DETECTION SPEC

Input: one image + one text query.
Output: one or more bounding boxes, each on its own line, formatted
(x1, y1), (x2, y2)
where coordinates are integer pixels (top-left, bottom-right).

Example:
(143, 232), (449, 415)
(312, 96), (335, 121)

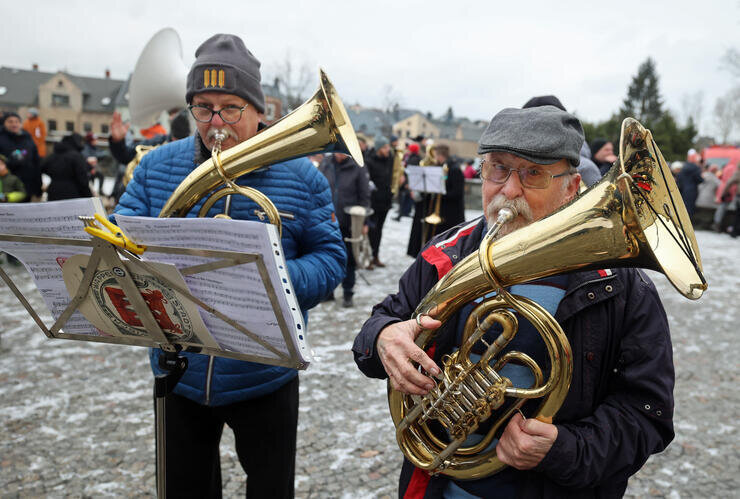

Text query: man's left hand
(496, 412), (557, 470)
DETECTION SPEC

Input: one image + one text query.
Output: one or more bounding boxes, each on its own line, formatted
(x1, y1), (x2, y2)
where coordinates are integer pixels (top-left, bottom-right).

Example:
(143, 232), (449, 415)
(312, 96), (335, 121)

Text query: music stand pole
(154, 347), (188, 499)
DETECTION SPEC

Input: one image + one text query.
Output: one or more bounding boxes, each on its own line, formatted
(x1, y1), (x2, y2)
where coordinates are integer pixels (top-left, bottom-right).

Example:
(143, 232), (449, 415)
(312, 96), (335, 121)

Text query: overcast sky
(3, 0), (739, 137)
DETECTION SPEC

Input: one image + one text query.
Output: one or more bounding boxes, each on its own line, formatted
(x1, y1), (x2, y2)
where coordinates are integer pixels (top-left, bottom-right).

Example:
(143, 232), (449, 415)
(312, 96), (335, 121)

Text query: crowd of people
(0, 31), (733, 499)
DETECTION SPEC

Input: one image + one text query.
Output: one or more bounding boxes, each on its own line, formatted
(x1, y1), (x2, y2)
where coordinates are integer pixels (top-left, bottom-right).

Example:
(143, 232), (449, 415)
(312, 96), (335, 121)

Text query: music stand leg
(154, 349), (188, 499)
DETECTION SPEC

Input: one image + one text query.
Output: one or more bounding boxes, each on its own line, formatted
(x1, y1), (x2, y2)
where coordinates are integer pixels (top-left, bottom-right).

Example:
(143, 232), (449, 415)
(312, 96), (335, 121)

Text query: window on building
(100, 124), (109, 134)
(57, 80), (64, 88)
(265, 102), (277, 122)
(65, 121), (74, 132)
(48, 119), (57, 131)
(52, 93), (70, 107)
(83, 122), (92, 132)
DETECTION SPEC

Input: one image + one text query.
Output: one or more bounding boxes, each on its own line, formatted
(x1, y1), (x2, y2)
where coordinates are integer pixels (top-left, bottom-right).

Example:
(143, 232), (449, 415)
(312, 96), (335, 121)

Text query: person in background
(522, 95), (601, 186)
(108, 109), (191, 202)
(406, 144), (465, 257)
(22, 107), (47, 157)
(319, 152), (370, 307)
(393, 142), (421, 221)
(713, 161), (738, 233)
(719, 167), (740, 238)
(677, 149), (704, 222)
(365, 135), (394, 268)
(590, 138), (618, 176)
(0, 154), (27, 202)
(42, 133), (92, 201)
(82, 132), (107, 195)
(0, 112), (41, 201)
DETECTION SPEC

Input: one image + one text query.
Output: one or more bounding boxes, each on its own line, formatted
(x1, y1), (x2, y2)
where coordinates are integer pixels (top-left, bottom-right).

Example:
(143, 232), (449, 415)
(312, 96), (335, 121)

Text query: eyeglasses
(480, 160), (570, 189)
(188, 104), (248, 124)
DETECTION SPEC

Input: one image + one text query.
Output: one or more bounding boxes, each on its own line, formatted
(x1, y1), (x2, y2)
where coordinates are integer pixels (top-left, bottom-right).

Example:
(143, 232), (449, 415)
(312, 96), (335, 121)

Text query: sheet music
(0, 199), (106, 336)
(406, 165), (447, 194)
(114, 215), (311, 364)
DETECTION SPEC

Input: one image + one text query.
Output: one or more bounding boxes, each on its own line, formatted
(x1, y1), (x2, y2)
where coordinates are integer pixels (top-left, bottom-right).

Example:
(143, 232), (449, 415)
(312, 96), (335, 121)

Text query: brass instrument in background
(123, 144), (158, 186)
(388, 118), (706, 479)
(159, 69), (364, 234)
(344, 205), (374, 269)
(419, 144), (445, 243)
(390, 147), (405, 197)
(122, 28), (188, 186)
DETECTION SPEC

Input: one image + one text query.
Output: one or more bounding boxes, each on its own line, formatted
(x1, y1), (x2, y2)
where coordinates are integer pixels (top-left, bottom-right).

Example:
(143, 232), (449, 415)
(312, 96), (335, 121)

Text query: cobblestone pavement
(0, 214), (738, 498)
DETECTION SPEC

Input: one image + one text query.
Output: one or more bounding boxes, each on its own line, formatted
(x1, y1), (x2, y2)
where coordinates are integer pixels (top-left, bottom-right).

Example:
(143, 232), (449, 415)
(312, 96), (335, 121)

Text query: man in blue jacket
(115, 33), (345, 498)
(354, 106), (675, 498)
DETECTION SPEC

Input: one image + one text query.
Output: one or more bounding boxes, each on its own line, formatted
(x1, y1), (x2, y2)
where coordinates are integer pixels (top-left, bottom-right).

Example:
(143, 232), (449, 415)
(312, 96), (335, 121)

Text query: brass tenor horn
(388, 117), (706, 479)
(158, 69), (363, 231)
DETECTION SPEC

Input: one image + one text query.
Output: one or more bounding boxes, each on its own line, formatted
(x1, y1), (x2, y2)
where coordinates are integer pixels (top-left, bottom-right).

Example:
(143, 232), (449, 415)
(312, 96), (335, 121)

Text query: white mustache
(486, 195), (533, 223)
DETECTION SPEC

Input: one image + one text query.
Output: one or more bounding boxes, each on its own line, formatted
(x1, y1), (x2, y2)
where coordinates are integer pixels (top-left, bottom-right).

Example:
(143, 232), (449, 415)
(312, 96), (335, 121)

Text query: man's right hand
(377, 315), (442, 395)
(110, 111), (130, 142)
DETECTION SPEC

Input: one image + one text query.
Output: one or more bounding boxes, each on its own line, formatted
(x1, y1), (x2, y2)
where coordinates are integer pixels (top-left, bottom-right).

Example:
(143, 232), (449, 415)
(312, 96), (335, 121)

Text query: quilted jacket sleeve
(285, 162), (346, 311)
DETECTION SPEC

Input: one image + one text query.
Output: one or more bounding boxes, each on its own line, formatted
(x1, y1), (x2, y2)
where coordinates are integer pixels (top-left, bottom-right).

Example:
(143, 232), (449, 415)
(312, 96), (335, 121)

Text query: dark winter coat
(677, 161), (704, 217)
(354, 217), (675, 498)
(0, 127), (42, 199)
(41, 135), (92, 201)
(407, 161), (466, 258)
(318, 154), (370, 232)
(364, 148), (394, 211)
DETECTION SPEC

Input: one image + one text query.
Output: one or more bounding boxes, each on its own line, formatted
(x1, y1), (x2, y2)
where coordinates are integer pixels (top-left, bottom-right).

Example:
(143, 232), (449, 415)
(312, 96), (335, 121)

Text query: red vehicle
(702, 145), (740, 203)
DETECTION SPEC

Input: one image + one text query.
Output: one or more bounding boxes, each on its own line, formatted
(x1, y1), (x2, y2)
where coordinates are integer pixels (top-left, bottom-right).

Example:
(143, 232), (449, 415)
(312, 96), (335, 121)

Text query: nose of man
(500, 170), (525, 199)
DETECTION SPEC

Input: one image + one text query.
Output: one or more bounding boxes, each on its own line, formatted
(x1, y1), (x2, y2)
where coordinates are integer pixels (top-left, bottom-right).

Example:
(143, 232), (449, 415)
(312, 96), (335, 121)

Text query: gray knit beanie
(186, 34), (266, 113)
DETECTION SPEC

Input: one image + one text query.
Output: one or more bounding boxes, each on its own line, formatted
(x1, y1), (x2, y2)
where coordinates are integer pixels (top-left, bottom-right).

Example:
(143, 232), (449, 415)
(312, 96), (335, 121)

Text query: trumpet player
(353, 106), (675, 498)
(115, 34), (346, 498)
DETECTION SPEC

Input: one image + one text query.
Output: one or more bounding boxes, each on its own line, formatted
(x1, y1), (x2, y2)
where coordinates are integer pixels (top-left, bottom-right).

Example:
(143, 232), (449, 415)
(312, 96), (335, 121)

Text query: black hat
(478, 106), (584, 167)
(522, 95), (566, 112)
(590, 138), (609, 157)
(186, 34), (265, 113)
(2, 111), (20, 124)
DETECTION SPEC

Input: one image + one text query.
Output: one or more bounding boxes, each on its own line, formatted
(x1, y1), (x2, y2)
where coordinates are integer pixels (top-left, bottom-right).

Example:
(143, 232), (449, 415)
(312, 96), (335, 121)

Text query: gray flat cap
(478, 106), (584, 166)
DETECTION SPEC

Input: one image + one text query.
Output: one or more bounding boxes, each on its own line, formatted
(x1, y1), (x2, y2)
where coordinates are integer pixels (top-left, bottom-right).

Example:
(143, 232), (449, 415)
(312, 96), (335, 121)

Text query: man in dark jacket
(353, 106), (675, 498)
(406, 144), (465, 257)
(115, 34), (345, 498)
(42, 133), (93, 200)
(319, 152), (370, 307)
(0, 112), (42, 201)
(590, 138), (617, 176)
(677, 152), (704, 221)
(365, 135), (394, 268)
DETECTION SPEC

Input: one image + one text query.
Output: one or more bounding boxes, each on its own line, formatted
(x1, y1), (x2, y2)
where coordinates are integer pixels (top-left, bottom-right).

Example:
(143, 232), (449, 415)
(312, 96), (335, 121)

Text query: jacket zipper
(205, 355), (215, 405)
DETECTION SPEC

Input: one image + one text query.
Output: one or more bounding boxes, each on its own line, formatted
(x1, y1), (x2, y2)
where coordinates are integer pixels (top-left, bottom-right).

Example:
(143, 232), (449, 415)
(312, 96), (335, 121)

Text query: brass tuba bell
(158, 69), (364, 233)
(388, 117), (706, 479)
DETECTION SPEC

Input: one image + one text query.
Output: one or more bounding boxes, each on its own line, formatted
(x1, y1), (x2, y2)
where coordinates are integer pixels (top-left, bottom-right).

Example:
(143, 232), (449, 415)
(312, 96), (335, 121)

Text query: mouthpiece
(497, 206), (517, 224)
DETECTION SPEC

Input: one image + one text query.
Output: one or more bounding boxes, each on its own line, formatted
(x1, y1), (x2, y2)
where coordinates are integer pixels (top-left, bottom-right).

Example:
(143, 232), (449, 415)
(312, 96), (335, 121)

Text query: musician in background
(115, 33), (345, 498)
(365, 135), (394, 268)
(319, 152), (370, 307)
(406, 144), (465, 257)
(354, 106), (674, 497)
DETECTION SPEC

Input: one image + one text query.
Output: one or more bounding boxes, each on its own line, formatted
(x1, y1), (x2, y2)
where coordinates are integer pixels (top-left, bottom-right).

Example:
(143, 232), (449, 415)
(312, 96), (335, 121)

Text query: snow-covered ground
(1, 207), (738, 497)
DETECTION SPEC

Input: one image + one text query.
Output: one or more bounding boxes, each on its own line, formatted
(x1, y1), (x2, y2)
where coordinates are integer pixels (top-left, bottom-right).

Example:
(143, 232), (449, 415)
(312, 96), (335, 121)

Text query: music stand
(0, 230), (307, 498)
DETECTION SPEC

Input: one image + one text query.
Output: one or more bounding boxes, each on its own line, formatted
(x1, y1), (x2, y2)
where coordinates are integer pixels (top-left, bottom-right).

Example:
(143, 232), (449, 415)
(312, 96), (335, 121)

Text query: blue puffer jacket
(115, 135), (346, 405)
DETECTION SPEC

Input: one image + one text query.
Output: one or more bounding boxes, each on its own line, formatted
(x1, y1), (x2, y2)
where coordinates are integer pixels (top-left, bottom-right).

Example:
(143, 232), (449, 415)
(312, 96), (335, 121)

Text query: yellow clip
(83, 213), (147, 255)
